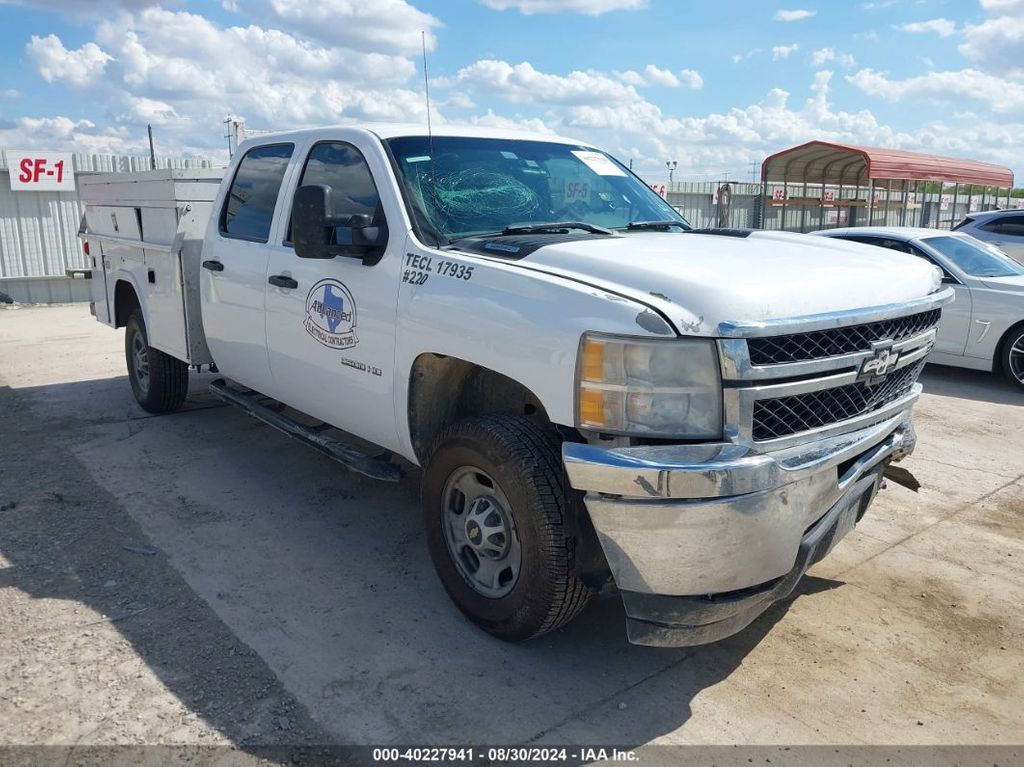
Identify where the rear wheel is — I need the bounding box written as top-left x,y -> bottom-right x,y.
1000,323 -> 1024,391
125,309 -> 189,412
422,415 -> 591,641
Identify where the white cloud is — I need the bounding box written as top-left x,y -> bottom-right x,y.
642,64 -> 680,87
25,34 -> 112,86
854,30 -> 880,42
613,65 -> 702,89
772,44 -> 799,60
811,48 -> 855,68
250,0 -> 441,55
454,60 -> 641,105
960,7 -> 1024,76
774,9 -> 815,21
469,109 -> 554,134
678,69 -> 703,89
895,18 -> 957,37
732,48 -> 761,63
847,67 -> 1024,112
478,0 -> 646,14
1,89 -> 20,98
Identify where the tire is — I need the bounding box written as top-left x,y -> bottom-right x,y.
999,322 -> 1024,391
125,309 -> 189,413
422,414 -> 591,641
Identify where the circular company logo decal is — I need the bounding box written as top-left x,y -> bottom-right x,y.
304,279 -> 358,349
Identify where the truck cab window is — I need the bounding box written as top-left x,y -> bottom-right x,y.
287,141 -> 383,243
220,143 -> 294,243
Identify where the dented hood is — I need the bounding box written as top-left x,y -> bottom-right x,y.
516,230 -> 943,336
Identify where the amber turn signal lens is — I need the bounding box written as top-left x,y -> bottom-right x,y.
579,388 -> 605,426
582,339 -> 605,381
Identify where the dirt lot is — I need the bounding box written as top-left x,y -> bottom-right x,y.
1,304 -> 1022,753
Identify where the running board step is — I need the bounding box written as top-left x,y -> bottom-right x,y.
209,379 -> 402,482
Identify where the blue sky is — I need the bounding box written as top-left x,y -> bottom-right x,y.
1,0 -> 1022,182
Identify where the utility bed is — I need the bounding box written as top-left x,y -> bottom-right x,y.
80,168 -> 224,365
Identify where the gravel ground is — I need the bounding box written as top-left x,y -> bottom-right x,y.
0,304 -> 1022,759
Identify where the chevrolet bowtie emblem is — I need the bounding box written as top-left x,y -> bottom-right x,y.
857,341 -> 900,385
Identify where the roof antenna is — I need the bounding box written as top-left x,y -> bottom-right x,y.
421,30 -> 433,155
421,30 -> 441,246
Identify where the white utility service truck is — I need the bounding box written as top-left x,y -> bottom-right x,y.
80,125 -> 952,647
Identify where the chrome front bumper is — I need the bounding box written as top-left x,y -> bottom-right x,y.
563,396 -> 919,646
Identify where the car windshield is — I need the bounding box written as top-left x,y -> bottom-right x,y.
922,235 -> 1024,278
385,136 -> 689,243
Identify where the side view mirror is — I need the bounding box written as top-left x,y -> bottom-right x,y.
292,184 -> 388,264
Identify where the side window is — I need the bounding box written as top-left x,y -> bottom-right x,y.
908,245 -> 957,284
982,215 -> 1024,235
288,141 -> 383,242
220,143 -> 294,243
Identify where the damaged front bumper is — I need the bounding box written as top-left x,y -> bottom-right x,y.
563,405 -> 918,647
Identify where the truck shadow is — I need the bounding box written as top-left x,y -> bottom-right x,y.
0,375 -> 847,751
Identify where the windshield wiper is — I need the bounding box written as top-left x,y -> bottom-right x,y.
623,220 -> 688,231
448,221 -> 615,245
501,221 -> 615,236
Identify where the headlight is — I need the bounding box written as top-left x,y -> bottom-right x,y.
576,333 -> 723,439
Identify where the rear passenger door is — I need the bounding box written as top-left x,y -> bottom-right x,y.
976,215 -> 1024,262
263,136 -> 404,453
201,143 -> 295,394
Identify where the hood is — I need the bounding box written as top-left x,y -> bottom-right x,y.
510,230 -> 943,336
981,274 -> 1024,292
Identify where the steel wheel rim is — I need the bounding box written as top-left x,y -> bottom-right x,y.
1010,332 -> 1024,383
441,466 -> 521,598
132,332 -> 150,394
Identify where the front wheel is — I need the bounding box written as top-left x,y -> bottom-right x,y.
1000,323 -> 1024,391
422,415 -> 591,641
125,309 -> 189,413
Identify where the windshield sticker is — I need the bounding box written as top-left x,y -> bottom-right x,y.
572,150 -> 626,177
564,181 -> 590,202
500,151 -> 518,159
405,155 -> 431,163
304,279 -> 358,349
524,159 -> 539,167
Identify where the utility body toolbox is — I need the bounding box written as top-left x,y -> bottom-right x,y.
79,168 -> 223,365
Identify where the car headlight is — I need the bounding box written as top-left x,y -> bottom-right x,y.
576,333 -> 723,439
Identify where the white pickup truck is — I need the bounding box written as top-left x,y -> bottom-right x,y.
80,125 -> 952,647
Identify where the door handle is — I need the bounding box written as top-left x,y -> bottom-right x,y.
202,260 -> 224,272
268,274 -> 298,289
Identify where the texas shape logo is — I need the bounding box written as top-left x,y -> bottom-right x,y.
304,279 -> 358,349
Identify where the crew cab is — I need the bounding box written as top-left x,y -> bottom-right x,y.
80,125 -> 951,647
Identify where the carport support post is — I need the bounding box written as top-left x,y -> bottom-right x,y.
867,180 -> 874,227
952,183 -> 960,229
899,181 -> 909,227
759,177 -> 768,229
800,180 -> 809,232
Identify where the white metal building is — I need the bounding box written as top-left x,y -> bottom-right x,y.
0,150 -> 215,303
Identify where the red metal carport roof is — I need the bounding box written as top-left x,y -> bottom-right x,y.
761,140 -> 1014,187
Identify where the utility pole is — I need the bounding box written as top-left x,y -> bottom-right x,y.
665,160 -> 677,187
147,124 -> 156,170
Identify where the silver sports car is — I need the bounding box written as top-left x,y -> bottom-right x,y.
814,227 -> 1024,390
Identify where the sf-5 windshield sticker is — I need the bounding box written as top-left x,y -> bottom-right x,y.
304,279 -> 358,349
571,150 -> 626,177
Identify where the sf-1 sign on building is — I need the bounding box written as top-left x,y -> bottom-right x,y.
7,150 -> 75,192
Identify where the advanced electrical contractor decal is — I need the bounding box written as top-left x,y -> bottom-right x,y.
304,279 -> 358,349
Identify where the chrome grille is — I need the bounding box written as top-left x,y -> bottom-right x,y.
751,360 -> 926,441
747,309 -> 941,365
